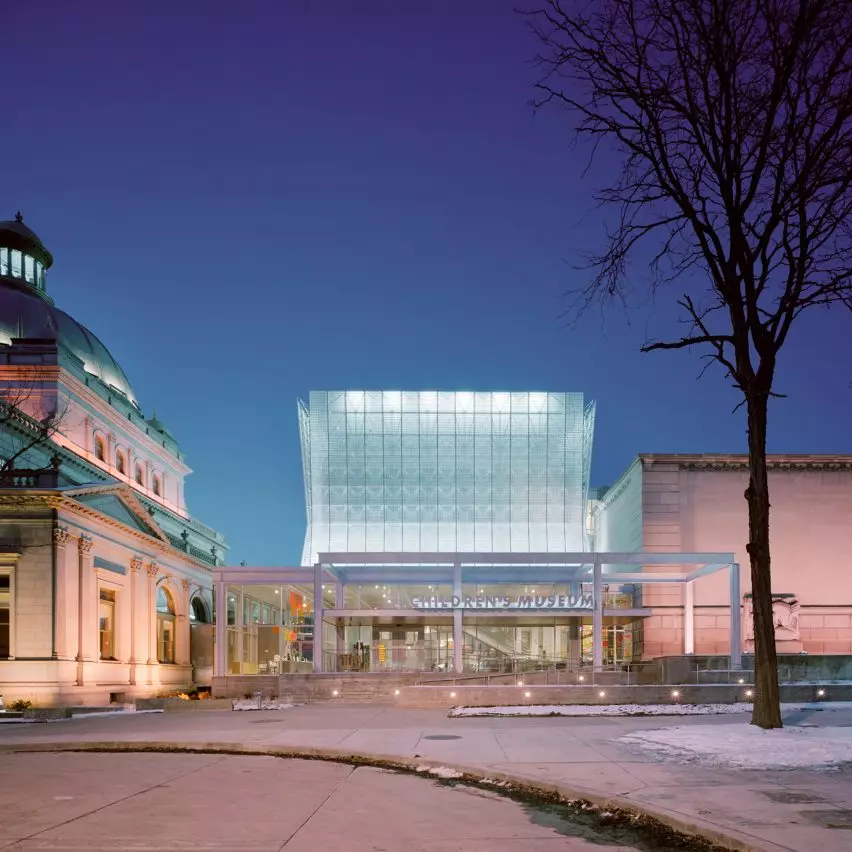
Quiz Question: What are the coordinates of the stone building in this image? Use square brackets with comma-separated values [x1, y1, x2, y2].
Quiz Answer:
[0, 213, 227, 706]
[593, 454, 852, 659]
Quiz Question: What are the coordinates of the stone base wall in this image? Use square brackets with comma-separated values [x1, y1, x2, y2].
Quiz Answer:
[213, 671, 437, 702]
[642, 605, 852, 658]
[395, 682, 852, 709]
[0, 659, 194, 707]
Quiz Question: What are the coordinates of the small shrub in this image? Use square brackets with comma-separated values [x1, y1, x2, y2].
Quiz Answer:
[9, 698, 32, 712]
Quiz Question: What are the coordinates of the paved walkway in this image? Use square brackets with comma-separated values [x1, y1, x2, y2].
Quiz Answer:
[1, 704, 851, 851]
[0, 751, 648, 851]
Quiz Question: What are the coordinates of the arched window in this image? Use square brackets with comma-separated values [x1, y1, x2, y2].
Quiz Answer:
[152, 475, 162, 497]
[135, 464, 144, 486]
[156, 586, 176, 664]
[115, 450, 126, 475]
[94, 436, 106, 462]
[189, 596, 209, 623]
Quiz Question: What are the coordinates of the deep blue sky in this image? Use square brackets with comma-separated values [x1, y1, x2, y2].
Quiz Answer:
[4, 1, 851, 565]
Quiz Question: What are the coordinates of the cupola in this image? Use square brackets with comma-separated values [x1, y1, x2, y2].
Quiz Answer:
[0, 212, 53, 293]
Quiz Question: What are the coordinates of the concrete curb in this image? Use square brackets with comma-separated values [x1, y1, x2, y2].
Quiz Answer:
[0, 740, 786, 852]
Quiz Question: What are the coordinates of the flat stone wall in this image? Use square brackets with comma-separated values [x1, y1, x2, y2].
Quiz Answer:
[654, 653, 852, 684]
[395, 683, 852, 709]
[213, 672, 434, 702]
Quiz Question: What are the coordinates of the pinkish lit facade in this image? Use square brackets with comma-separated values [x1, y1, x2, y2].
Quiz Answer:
[593, 454, 852, 658]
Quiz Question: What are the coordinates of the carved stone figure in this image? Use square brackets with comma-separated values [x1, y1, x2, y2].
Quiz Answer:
[744, 595, 801, 645]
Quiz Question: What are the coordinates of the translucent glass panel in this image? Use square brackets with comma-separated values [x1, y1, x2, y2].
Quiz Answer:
[300, 391, 595, 564]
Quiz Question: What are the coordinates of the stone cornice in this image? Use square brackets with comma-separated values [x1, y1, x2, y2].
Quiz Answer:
[641, 453, 852, 472]
[0, 491, 213, 573]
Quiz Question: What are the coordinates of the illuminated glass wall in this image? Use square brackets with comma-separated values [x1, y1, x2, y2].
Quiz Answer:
[299, 391, 596, 565]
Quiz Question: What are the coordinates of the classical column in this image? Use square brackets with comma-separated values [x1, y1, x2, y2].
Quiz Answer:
[76, 535, 95, 685]
[129, 557, 142, 684]
[147, 561, 160, 665]
[730, 563, 742, 670]
[178, 578, 191, 666]
[592, 561, 603, 669]
[684, 581, 695, 655]
[52, 526, 71, 659]
[215, 581, 227, 677]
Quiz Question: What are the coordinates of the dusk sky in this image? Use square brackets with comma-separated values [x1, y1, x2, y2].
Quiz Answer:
[4, 1, 851, 565]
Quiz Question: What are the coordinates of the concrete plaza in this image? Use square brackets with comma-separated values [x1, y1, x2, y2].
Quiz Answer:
[1, 703, 851, 851]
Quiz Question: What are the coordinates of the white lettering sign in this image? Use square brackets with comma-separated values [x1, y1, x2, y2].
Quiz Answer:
[411, 593, 594, 611]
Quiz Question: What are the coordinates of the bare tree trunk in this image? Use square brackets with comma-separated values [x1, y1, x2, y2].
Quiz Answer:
[745, 392, 783, 729]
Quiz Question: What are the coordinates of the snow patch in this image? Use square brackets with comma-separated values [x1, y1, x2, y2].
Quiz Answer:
[416, 765, 463, 779]
[620, 723, 852, 769]
[449, 701, 845, 718]
[232, 699, 295, 711]
[69, 708, 164, 719]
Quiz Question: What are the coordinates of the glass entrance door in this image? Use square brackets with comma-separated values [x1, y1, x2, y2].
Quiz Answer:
[604, 625, 633, 665]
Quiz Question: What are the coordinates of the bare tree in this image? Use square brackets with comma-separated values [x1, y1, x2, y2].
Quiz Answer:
[525, 0, 852, 728]
[0, 371, 67, 483]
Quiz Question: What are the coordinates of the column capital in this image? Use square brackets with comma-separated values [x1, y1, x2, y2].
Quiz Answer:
[146, 561, 160, 578]
[181, 578, 191, 592]
[130, 556, 143, 573]
[53, 526, 71, 548]
[78, 535, 94, 556]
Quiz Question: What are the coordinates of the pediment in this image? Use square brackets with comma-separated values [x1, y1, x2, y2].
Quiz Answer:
[70, 488, 167, 541]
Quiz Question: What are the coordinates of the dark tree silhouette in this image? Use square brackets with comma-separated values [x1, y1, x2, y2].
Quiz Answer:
[0, 372, 67, 483]
[525, 0, 852, 728]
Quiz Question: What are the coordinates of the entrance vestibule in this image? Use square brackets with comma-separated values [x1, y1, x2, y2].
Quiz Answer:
[212, 552, 741, 678]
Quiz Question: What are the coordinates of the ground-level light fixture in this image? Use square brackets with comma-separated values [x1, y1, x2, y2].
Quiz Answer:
[524, 691, 531, 698]
[578, 675, 585, 682]
[817, 689, 826, 697]
[517, 680, 524, 687]
[745, 689, 753, 698]
[450, 691, 456, 698]
[671, 690, 680, 699]
[599, 690, 606, 698]
[332, 690, 339, 697]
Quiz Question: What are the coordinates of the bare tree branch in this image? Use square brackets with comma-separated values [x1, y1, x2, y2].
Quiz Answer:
[525, 0, 852, 730]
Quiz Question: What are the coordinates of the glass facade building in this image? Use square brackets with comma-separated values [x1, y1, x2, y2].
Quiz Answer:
[299, 391, 596, 565]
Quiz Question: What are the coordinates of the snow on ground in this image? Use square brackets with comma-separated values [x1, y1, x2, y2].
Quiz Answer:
[449, 702, 847, 718]
[232, 699, 295, 711]
[620, 723, 852, 769]
[416, 765, 463, 779]
[69, 709, 164, 718]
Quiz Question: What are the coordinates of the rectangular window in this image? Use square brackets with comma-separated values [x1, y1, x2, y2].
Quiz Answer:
[99, 588, 116, 660]
[24, 255, 34, 284]
[158, 618, 174, 664]
[36, 261, 43, 289]
[0, 248, 8, 277]
[10, 250, 22, 278]
[0, 574, 10, 659]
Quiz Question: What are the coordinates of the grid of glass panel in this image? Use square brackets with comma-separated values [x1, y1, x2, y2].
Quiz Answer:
[300, 391, 595, 564]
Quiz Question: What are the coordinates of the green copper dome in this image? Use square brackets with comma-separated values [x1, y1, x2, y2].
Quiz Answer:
[0, 213, 139, 407]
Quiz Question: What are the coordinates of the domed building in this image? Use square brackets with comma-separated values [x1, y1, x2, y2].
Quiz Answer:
[0, 214, 227, 705]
